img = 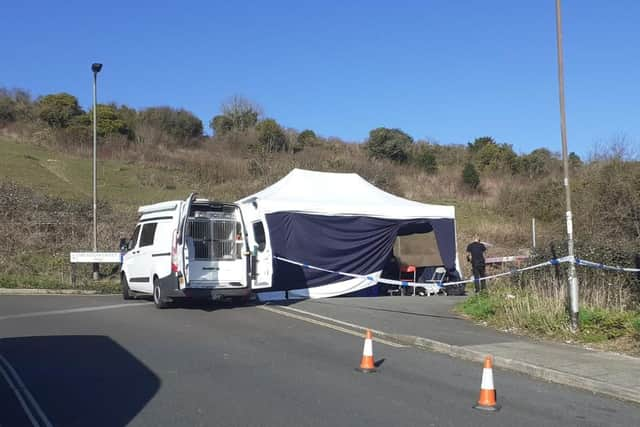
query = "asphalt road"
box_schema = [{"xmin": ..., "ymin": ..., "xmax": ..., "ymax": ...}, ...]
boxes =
[
  {"xmin": 287, "ymin": 296, "xmax": 519, "ymax": 346},
  {"xmin": 0, "ymin": 295, "xmax": 638, "ymax": 427}
]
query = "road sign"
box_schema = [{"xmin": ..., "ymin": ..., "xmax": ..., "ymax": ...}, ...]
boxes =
[{"xmin": 70, "ymin": 252, "xmax": 121, "ymax": 263}]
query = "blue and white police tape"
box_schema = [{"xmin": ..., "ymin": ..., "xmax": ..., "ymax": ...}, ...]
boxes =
[
  {"xmin": 274, "ymin": 254, "xmax": 639, "ymax": 291},
  {"xmin": 423, "ymin": 256, "xmax": 575, "ymax": 287},
  {"xmin": 574, "ymin": 258, "xmax": 640, "ymax": 273},
  {"xmin": 274, "ymin": 256, "xmax": 570, "ymax": 290}
]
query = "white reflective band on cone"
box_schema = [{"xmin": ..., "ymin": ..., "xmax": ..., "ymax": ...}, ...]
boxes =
[
  {"xmin": 480, "ymin": 368, "xmax": 494, "ymax": 390},
  {"xmin": 363, "ymin": 339, "xmax": 373, "ymax": 356}
]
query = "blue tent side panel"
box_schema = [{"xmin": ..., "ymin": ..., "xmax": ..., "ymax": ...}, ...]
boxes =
[{"xmin": 264, "ymin": 212, "xmax": 457, "ymax": 295}]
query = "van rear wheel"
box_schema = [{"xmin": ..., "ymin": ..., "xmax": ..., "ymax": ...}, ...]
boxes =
[{"xmin": 153, "ymin": 277, "xmax": 169, "ymax": 309}]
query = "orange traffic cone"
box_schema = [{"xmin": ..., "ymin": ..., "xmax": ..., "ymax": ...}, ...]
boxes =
[
  {"xmin": 356, "ymin": 329, "xmax": 376, "ymax": 373},
  {"xmin": 474, "ymin": 356, "xmax": 500, "ymax": 411}
]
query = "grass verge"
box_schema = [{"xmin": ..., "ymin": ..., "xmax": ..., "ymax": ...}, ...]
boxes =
[
  {"xmin": 457, "ymin": 279, "xmax": 640, "ymax": 356},
  {"xmin": 0, "ymin": 273, "xmax": 120, "ymax": 294}
]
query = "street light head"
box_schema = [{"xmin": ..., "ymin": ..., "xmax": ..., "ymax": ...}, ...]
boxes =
[{"xmin": 91, "ymin": 63, "xmax": 103, "ymax": 73}]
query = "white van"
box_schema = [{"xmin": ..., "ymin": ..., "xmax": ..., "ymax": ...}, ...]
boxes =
[{"xmin": 120, "ymin": 194, "xmax": 272, "ymax": 308}]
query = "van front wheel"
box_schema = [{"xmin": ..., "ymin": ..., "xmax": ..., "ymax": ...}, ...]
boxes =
[
  {"xmin": 121, "ymin": 274, "xmax": 133, "ymax": 300},
  {"xmin": 153, "ymin": 277, "xmax": 169, "ymax": 309}
]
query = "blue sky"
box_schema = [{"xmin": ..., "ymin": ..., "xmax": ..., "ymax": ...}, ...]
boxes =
[{"xmin": 1, "ymin": 0, "xmax": 639, "ymax": 158}]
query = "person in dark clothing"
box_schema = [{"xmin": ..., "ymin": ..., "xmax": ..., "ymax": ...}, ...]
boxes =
[{"xmin": 466, "ymin": 236, "xmax": 490, "ymax": 294}]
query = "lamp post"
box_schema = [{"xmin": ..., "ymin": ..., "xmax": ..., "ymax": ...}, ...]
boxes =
[
  {"xmin": 554, "ymin": 0, "xmax": 579, "ymax": 331},
  {"xmin": 91, "ymin": 62, "xmax": 102, "ymax": 280}
]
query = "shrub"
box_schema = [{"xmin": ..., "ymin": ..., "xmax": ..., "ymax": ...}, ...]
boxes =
[
  {"xmin": 462, "ymin": 163, "xmax": 480, "ymax": 190},
  {"xmin": 467, "ymin": 136, "xmax": 518, "ymax": 173},
  {"xmin": 413, "ymin": 144, "xmax": 438, "ymax": 174},
  {"xmin": 89, "ymin": 104, "xmax": 130, "ymax": 137},
  {"xmin": 297, "ymin": 129, "xmax": 317, "ymax": 147},
  {"xmin": 209, "ymin": 95, "xmax": 261, "ymax": 136},
  {"xmin": 0, "ymin": 88, "xmax": 35, "ymax": 127},
  {"xmin": 569, "ymin": 151, "xmax": 583, "ymax": 169},
  {"xmin": 516, "ymin": 148, "xmax": 555, "ymax": 178},
  {"xmin": 0, "ymin": 94, "xmax": 16, "ymax": 126},
  {"xmin": 467, "ymin": 136, "xmax": 495, "ymax": 153},
  {"xmin": 211, "ymin": 115, "xmax": 234, "ymax": 136},
  {"xmin": 138, "ymin": 107, "xmax": 203, "ymax": 145},
  {"xmin": 255, "ymin": 119, "xmax": 287, "ymax": 152},
  {"xmin": 632, "ymin": 316, "xmax": 640, "ymax": 336},
  {"xmin": 365, "ymin": 127, "xmax": 412, "ymax": 162},
  {"xmin": 37, "ymin": 93, "xmax": 83, "ymax": 128},
  {"xmin": 136, "ymin": 106, "xmax": 203, "ymax": 145}
]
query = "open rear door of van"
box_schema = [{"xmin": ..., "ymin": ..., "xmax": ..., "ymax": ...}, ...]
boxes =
[
  {"xmin": 248, "ymin": 219, "xmax": 273, "ymax": 290},
  {"xmin": 178, "ymin": 193, "xmax": 195, "ymax": 286}
]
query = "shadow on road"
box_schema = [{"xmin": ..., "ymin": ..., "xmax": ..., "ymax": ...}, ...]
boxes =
[
  {"xmin": 0, "ymin": 335, "xmax": 160, "ymax": 427},
  {"xmin": 170, "ymin": 298, "xmax": 260, "ymax": 312},
  {"xmin": 131, "ymin": 295, "xmax": 258, "ymax": 312}
]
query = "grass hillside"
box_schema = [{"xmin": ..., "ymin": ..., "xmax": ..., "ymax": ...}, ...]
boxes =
[
  {"xmin": 0, "ymin": 138, "xmax": 195, "ymax": 207},
  {"xmin": 0, "ymin": 136, "xmax": 527, "ymax": 246}
]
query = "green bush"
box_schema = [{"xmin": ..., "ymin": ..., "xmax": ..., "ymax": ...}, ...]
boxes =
[
  {"xmin": 88, "ymin": 104, "xmax": 130, "ymax": 137},
  {"xmin": 37, "ymin": 93, "xmax": 83, "ymax": 128},
  {"xmin": 297, "ymin": 129, "xmax": 317, "ymax": 147},
  {"xmin": 139, "ymin": 106, "xmax": 203, "ymax": 144},
  {"xmin": 211, "ymin": 115, "xmax": 233, "ymax": 136},
  {"xmin": 0, "ymin": 88, "xmax": 35, "ymax": 125},
  {"xmin": 467, "ymin": 136, "xmax": 518, "ymax": 173},
  {"xmin": 631, "ymin": 316, "xmax": 640, "ymax": 336},
  {"xmin": 413, "ymin": 144, "xmax": 438, "ymax": 174},
  {"xmin": 569, "ymin": 151, "xmax": 583, "ymax": 169},
  {"xmin": 365, "ymin": 127, "xmax": 412, "ymax": 162},
  {"xmin": 462, "ymin": 163, "xmax": 480, "ymax": 190},
  {"xmin": 255, "ymin": 119, "xmax": 287, "ymax": 152},
  {"xmin": 0, "ymin": 94, "xmax": 16, "ymax": 125},
  {"xmin": 209, "ymin": 95, "xmax": 260, "ymax": 136},
  {"xmin": 515, "ymin": 148, "xmax": 556, "ymax": 178}
]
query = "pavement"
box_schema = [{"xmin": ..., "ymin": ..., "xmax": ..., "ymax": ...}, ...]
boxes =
[
  {"xmin": 0, "ymin": 294, "xmax": 639, "ymax": 426},
  {"xmin": 274, "ymin": 295, "xmax": 640, "ymax": 404}
]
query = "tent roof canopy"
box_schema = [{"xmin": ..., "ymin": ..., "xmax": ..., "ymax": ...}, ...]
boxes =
[{"xmin": 237, "ymin": 168, "xmax": 455, "ymax": 219}]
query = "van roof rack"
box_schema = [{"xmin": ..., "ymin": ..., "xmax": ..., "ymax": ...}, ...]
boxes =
[{"xmin": 138, "ymin": 201, "xmax": 180, "ymax": 215}]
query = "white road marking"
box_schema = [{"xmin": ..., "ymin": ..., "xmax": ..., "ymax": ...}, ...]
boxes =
[
  {"xmin": 259, "ymin": 305, "xmax": 406, "ymax": 348},
  {"xmin": 0, "ymin": 302, "xmax": 150, "ymax": 321},
  {"xmin": 0, "ymin": 354, "xmax": 53, "ymax": 427},
  {"xmin": 277, "ymin": 304, "xmax": 395, "ymax": 337}
]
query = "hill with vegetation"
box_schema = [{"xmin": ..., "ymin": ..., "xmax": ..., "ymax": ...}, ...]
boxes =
[{"xmin": 1, "ymin": 87, "xmax": 639, "ymax": 351}]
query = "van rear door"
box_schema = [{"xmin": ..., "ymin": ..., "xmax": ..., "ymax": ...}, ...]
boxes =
[
  {"xmin": 178, "ymin": 193, "xmax": 195, "ymax": 285},
  {"xmin": 249, "ymin": 220, "xmax": 273, "ymax": 289}
]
